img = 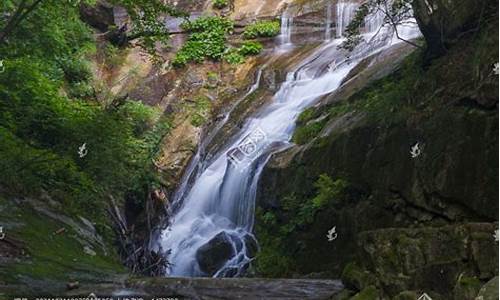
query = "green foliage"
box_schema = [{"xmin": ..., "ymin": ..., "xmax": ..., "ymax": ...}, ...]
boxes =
[
  {"xmin": 108, "ymin": 0, "xmax": 188, "ymax": 58},
  {"xmin": 311, "ymin": 174, "xmax": 348, "ymax": 209},
  {"xmin": 243, "ymin": 20, "xmax": 280, "ymax": 39},
  {"xmin": 212, "ymin": 0, "xmax": 228, "ymax": 9},
  {"xmin": 173, "ymin": 17, "xmax": 234, "ymax": 67},
  {"xmin": 297, "ymin": 108, "xmax": 316, "ymax": 125},
  {"xmin": 255, "ymin": 175, "xmax": 348, "ymax": 276},
  {"xmin": 340, "ymin": 0, "xmax": 413, "ymax": 51},
  {"xmin": 185, "ymin": 96, "xmax": 212, "ymax": 127},
  {"xmin": 224, "ymin": 48, "xmax": 245, "ymax": 64},
  {"xmin": 103, "ymin": 43, "xmax": 128, "ymax": 69},
  {"xmin": 0, "ymin": 3, "xmax": 171, "ymax": 223},
  {"xmin": 238, "ymin": 41, "xmax": 263, "ymax": 56},
  {"xmin": 292, "ymin": 120, "xmax": 325, "ymax": 145}
]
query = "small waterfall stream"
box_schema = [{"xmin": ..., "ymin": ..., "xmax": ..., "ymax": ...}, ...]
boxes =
[
  {"xmin": 278, "ymin": 11, "xmax": 294, "ymax": 49},
  {"xmin": 336, "ymin": 1, "xmax": 359, "ymax": 38},
  {"xmin": 158, "ymin": 2, "xmax": 420, "ymax": 278},
  {"xmin": 325, "ymin": 3, "xmax": 333, "ymax": 41}
]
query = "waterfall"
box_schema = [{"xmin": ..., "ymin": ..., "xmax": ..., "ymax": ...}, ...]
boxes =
[
  {"xmin": 278, "ymin": 12, "xmax": 293, "ymax": 48},
  {"xmin": 336, "ymin": 0, "xmax": 358, "ymax": 38},
  {"xmin": 157, "ymin": 2, "xmax": 421, "ymax": 278},
  {"xmin": 325, "ymin": 3, "xmax": 333, "ymax": 41}
]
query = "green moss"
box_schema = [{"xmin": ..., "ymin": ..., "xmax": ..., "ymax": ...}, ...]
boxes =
[
  {"xmin": 292, "ymin": 120, "xmax": 326, "ymax": 145},
  {"xmin": 341, "ymin": 262, "xmax": 378, "ymax": 291},
  {"xmin": 297, "ymin": 108, "xmax": 316, "ymax": 125},
  {"xmin": 0, "ymin": 197, "xmax": 124, "ymax": 285},
  {"xmin": 187, "ymin": 96, "xmax": 212, "ymax": 127}
]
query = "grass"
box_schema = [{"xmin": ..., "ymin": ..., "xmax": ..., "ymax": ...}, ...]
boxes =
[{"xmin": 0, "ymin": 196, "xmax": 124, "ymax": 286}]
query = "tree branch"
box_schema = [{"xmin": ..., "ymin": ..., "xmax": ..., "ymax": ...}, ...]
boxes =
[{"xmin": 0, "ymin": 0, "xmax": 44, "ymax": 44}]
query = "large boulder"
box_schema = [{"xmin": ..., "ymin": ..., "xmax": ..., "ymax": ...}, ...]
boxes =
[
  {"xmin": 196, "ymin": 231, "xmax": 236, "ymax": 276},
  {"xmin": 79, "ymin": 0, "xmax": 115, "ymax": 32}
]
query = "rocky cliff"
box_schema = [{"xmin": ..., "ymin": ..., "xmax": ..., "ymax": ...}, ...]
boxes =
[{"xmin": 255, "ymin": 0, "xmax": 499, "ymax": 299}]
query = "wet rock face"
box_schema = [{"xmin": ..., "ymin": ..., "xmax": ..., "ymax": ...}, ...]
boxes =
[{"xmin": 196, "ymin": 231, "xmax": 236, "ymax": 276}]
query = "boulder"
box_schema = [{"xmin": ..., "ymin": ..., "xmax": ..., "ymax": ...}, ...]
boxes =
[
  {"xmin": 79, "ymin": 0, "xmax": 115, "ymax": 32},
  {"xmin": 196, "ymin": 231, "xmax": 236, "ymax": 276},
  {"xmin": 243, "ymin": 233, "xmax": 258, "ymax": 258},
  {"xmin": 476, "ymin": 277, "xmax": 499, "ymax": 300}
]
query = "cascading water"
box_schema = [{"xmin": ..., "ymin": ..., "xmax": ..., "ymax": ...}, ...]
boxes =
[
  {"xmin": 278, "ymin": 11, "xmax": 294, "ymax": 49},
  {"xmin": 335, "ymin": 0, "xmax": 359, "ymax": 38},
  {"xmin": 325, "ymin": 3, "xmax": 333, "ymax": 41},
  {"xmin": 158, "ymin": 2, "xmax": 420, "ymax": 278}
]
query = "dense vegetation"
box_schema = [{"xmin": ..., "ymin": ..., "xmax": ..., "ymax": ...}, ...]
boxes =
[
  {"xmin": 243, "ymin": 20, "xmax": 281, "ymax": 39},
  {"xmin": 0, "ymin": 1, "xmax": 170, "ymax": 228},
  {"xmin": 255, "ymin": 174, "xmax": 349, "ymax": 276},
  {"xmin": 172, "ymin": 16, "xmax": 234, "ymax": 67},
  {"xmin": 172, "ymin": 17, "xmax": 265, "ymax": 67}
]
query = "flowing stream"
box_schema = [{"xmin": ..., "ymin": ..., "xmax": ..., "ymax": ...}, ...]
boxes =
[{"xmin": 158, "ymin": 2, "xmax": 420, "ymax": 278}]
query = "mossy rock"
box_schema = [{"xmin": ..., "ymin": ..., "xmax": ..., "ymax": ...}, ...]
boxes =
[
  {"xmin": 453, "ymin": 275, "xmax": 482, "ymax": 300},
  {"xmin": 476, "ymin": 277, "xmax": 499, "ymax": 300},
  {"xmin": 341, "ymin": 262, "xmax": 377, "ymax": 291}
]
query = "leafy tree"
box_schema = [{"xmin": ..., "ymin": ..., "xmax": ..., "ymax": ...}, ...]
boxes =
[
  {"xmin": 0, "ymin": 0, "xmax": 171, "ymax": 222},
  {"xmin": 340, "ymin": 0, "xmax": 422, "ymax": 51},
  {"xmin": 108, "ymin": 0, "xmax": 188, "ymax": 57},
  {"xmin": 0, "ymin": 0, "xmax": 188, "ymax": 58}
]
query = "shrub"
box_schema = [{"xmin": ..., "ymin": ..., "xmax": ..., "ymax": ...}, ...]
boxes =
[
  {"xmin": 243, "ymin": 20, "xmax": 280, "ymax": 39},
  {"xmin": 238, "ymin": 41, "xmax": 263, "ymax": 56},
  {"xmin": 224, "ymin": 48, "xmax": 245, "ymax": 64},
  {"xmin": 58, "ymin": 57, "xmax": 92, "ymax": 83},
  {"xmin": 173, "ymin": 17, "xmax": 234, "ymax": 67},
  {"xmin": 212, "ymin": 0, "xmax": 228, "ymax": 9}
]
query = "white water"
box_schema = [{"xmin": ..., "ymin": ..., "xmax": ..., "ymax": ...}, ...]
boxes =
[
  {"xmin": 278, "ymin": 11, "xmax": 294, "ymax": 49},
  {"xmin": 158, "ymin": 3, "xmax": 420, "ymax": 278},
  {"xmin": 336, "ymin": 1, "xmax": 359, "ymax": 38},
  {"xmin": 325, "ymin": 3, "xmax": 333, "ymax": 41}
]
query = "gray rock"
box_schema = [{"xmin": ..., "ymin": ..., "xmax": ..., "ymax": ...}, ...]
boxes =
[
  {"xmin": 196, "ymin": 231, "xmax": 236, "ymax": 276},
  {"xmin": 476, "ymin": 277, "xmax": 499, "ymax": 300},
  {"xmin": 83, "ymin": 246, "xmax": 97, "ymax": 256}
]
